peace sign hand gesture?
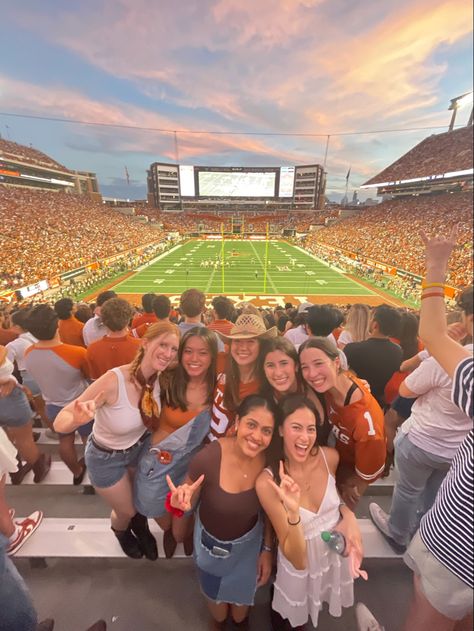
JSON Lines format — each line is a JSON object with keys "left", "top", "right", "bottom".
{"left": 72, "top": 392, "right": 104, "bottom": 426}
{"left": 166, "top": 474, "right": 205, "bottom": 513}
{"left": 268, "top": 461, "right": 301, "bottom": 517}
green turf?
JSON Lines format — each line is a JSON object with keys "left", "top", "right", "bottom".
{"left": 112, "top": 240, "right": 375, "bottom": 296}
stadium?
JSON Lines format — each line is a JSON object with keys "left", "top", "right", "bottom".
{"left": 0, "top": 16, "right": 473, "bottom": 629}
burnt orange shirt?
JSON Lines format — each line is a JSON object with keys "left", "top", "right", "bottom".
{"left": 159, "top": 404, "right": 198, "bottom": 435}
{"left": 131, "top": 312, "right": 157, "bottom": 329}
{"left": 86, "top": 335, "right": 141, "bottom": 379}
{"left": 58, "top": 317, "right": 85, "bottom": 348}
{"left": 327, "top": 377, "right": 386, "bottom": 482}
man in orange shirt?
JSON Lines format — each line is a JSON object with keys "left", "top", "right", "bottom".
{"left": 87, "top": 298, "right": 140, "bottom": 379}
{"left": 131, "top": 295, "right": 171, "bottom": 338}
{"left": 208, "top": 296, "right": 234, "bottom": 337}
{"left": 54, "top": 298, "right": 85, "bottom": 347}
{"left": 131, "top": 293, "right": 157, "bottom": 329}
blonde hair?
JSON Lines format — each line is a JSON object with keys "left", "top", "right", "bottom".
{"left": 129, "top": 321, "right": 180, "bottom": 381}
{"left": 344, "top": 303, "right": 370, "bottom": 343}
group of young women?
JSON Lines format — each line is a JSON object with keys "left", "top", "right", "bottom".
{"left": 54, "top": 310, "right": 385, "bottom": 630}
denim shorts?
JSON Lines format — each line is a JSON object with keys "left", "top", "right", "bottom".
{"left": 85, "top": 434, "right": 149, "bottom": 489}
{"left": 19, "top": 371, "right": 41, "bottom": 398}
{"left": 0, "top": 387, "right": 34, "bottom": 428}
{"left": 46, "top": 404, "right": 94, "bottom": 438}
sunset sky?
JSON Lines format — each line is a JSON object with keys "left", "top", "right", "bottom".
{"left": 0, "top": 0, "right": 472, "bottom": 200}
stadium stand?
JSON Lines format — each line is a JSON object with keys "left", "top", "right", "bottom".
{"left": 0, "top": 186, "right": 165, "bottom": 290}
{"left": 310, "top": 192, "right": 473, "bottom": 287}
{"left": 0, "top": 138, "right": 70, "bottom": 172}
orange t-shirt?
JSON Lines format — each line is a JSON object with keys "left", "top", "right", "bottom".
{"left": 58, "top": 317, "right": 85, "bottom": 348}
{"left": 86, "top": 335, "right": 141, "bottom": 379}
{"left": 131, "top": 312, "right": 157, "bottom": 329}
{"left": 208, "top": 373, "right": 260, "bottom": 441}
{"left": 158, "top": 404, "right": 199, "bottom": 435}
{"left": 327, "top": 378, "right": 386, "bottom": 482}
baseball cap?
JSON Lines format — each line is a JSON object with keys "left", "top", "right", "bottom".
{"left": 297, "top": 302, "right": 313, "bottom": 314}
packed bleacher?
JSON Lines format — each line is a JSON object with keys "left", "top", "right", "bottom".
{"left": 0, "top": 186, "right": 165, "bottom": 290}
{"left": 364, "top": 126, "right": 473, "bottom": 185}
{"left": 0, "top": 138, "right": 70, "bottom": 172}
{"left": 309, "top": 192, "right": 473, "bottom": 287}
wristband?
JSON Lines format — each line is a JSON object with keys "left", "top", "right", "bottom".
{"left": 421, "top": 281, "right": 446, "bottom": 290}
{"left": 164, "top": 491, "right": 184, "bottom": 518}
{"left": 420, "top": 292, "right": 445, "bottom": 301}
{"left": 287, "top": 516, "right": 301, "bottom": 526}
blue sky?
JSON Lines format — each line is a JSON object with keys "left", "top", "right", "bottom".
{"left": 0, "top": 0, "right": 472, "bottom": 200}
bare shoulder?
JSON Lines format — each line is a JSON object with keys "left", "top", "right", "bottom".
{"left": 321, "top": 446, "right": 339, "bottom": 474}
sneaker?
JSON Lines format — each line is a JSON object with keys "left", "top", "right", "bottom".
{"left": 369, "top": 503, "right": 406, "bottom": 555}
{"left": 45, "top": 428, "right": 59, "bottom": 440}
{"left": 355, "top": 603, "right": 385, "bottom": 631}
{"left": 7, "top": 510, "right": 44, "bottom": 556}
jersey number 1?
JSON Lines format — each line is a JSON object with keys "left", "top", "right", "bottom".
{"left": 364, "top": 411, "right": 377, "bottom": 436}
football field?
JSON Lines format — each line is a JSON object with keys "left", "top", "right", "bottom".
{"left": 112, "top": 240, "right": 396, "bottom": 306}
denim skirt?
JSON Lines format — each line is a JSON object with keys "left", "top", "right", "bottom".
{"left": 194, "top": 513, "right": 263, "bottom": 606}
{"left": 134, "top": 409, "right": 211, "bottom": 518}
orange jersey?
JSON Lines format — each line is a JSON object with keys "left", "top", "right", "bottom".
{"left": 327, "top": 378, "right": 386, "bottom": 482}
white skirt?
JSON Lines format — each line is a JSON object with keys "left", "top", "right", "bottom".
{"left": 0, "top": 427, "right": 18, "bottom": 477}
{"left": 272, "top": 532, "right": 354, "bottom": 628}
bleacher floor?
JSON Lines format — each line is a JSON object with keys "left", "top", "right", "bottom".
{"left": 6, "top": 439, "right": 412, "bottom": 631}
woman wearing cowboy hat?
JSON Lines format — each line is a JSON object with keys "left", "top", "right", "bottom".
{"left": 207, "top": 313, "right": 277, "bottom": 442}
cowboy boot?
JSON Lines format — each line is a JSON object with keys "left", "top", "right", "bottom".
{"left": 130, "top": 513, "right": 158, "bottom": 560}
{"left": 111, "top": 525, "right": 143, "bottom": 559}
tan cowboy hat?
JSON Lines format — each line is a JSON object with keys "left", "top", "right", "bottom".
{"left": 218, "top": 313, "right": 277, "bottom": 340}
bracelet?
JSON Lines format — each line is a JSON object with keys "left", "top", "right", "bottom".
{"left": 421, "top": 281, "right": 446, "bottom": 290}
{"left": 420, "top": 292, "right": 445, "bottom": 301}
{"left": 287, "top": 516, "right": 301, "bottom": 526}
{"left": 164, "top": 491, "right": 184, "bottom": 518}
{"left": 261, "top": 544, "right": 273, "bottom": 553}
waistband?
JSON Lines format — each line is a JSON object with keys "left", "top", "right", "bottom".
{"left": 91, "top": 431, "right": 149, "bottom": 454}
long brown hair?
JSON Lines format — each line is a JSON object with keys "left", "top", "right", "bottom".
{"left": 258, "top": 336, "right": 302, "bottom": 399}
{"left": 165, "top": 327, "right": 217, "bottom": 410}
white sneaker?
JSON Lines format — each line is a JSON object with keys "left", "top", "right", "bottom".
{"left": 355, "top": 603, "right": 385, "bottom": 631}
{"left": 7, "top": 510, "right": 44, "bottom": 556}
{"left": 369, "top": 503, "right": 406, "bottom": 554}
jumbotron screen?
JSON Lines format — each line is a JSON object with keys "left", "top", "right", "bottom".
{"left": 178, "top": 165, "right": 295, "bottom": 198}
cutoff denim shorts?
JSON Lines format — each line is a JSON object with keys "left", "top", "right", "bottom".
{"left": 85, "top": 434, "right": 149, "bottom": 489}
{"left": 0, "top": 387, "right": 34, "bottom": 428}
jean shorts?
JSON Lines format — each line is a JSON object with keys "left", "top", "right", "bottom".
{"left": 19, "top": 370, "right": 41, "bottom": 398}
{"left": 85, "top": 434, "right": 149, "bottom": 489}
{"left": 0, "top": 387, "right": 34, "bottom": 428}
{"left": 46, "top": 404, "right": 93, "bottom": 438}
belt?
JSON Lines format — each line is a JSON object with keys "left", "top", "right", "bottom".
{"left": 91, "top": 432, "right": 149, "bottom": 454}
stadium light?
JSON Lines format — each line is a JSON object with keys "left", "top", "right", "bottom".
{"left": 448, "top": 91, "right": 473, "bottom": 131}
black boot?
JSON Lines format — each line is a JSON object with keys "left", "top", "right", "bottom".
{"left": 130, "top": 513, "right": 158, "bottom": 560}
{"left": 111, "top": 525, "right": 143, "bottom": 559}
{"left": 163, "top": 528, "right": 177, "bottom": 559}
{"left": 230, "top": 617, "right": 250, "bottom": 629}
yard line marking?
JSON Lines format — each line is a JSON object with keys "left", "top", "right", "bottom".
{"left": 205, "top": 262, "right": 219, "bottom": 292}
{"left": 249, "top": 242, "right": 279, "bottom": 293}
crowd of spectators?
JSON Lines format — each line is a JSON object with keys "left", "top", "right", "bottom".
{"left": 0, "top": 138, "right": 69, "bottom": 172}
{"left": 0, "top": 186, "right": 165, "bottom": 290}
{"left": 364, "top": 126, "right": 473, "bottom": 185}
{"left": 310, "top": 192, "right": 473, "bottom": 287}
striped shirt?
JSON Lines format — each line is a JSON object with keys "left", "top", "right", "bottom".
{"left": 419, "top": 357, "right": 473, "bottom": 589}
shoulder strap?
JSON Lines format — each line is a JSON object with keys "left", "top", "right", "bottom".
{"left": 344, "top": 382, "right": 359, "bottom": 406}
{"left": 319, "top": 447, "right": 330, "bottom": 473}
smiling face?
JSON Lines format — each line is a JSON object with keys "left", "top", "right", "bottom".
{"left": 230, "top": 337, "right": 260, "bottom": 368}
{"left": 263, "top": 349, "right": 298, "bottom": 395}
{"left": 181, "top": 334, "right": 212, "bottom": 379}
{"left": 299, "top": 346, "right": 339, "bottom": 393}
{"left": 235, "top": 405, "right": 275, "bottom": 458}
{"left": 281, "top": 406, "right": 317, "bottom": 463}
{"left": 142, "top": 332, "right": 179, "bottom": 373}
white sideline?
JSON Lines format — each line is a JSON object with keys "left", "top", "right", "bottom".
{"left": 11, "top": 518, "right": 401, "bottom": 559}
{"left": 7, "top": 461, "right": 397, "bottom": 489}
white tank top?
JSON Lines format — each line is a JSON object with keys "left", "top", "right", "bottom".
{"left": 93, "top": 367, "right": 160, "bottom": 450}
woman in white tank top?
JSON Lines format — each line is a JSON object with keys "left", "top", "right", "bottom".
{"left": 55, "top": 322, "right": 180, "bottom": 560}
{"left": 256, "top": 394, "right": 364, "bottom": 630}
